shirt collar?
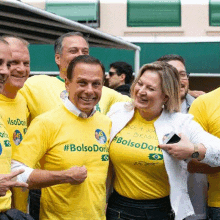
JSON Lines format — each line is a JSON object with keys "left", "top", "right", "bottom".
{"left": 181, "top": 99, "right": 188, "bottom": 114}
{"left": 56, "top": 75, "right": 65, "bottom": 82}
{"left": 63, "top": 96, "right": 96, "bottom": 118}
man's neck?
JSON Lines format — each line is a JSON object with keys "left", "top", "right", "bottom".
{"left": 1, "top": 88, "right": 17, "bottom": 99}
{"left": 114, "top": 82, "right": 125, "bottom": 89}
{"left": 59, "top": 72, "right": 66, "bottom": 80}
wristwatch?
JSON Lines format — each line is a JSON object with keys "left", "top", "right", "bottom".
{"left": 191, "top": 144, "right": 200, "bottom": 159}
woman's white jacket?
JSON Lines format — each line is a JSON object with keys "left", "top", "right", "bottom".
{"left": 107, "top": 102, "right": 220, "bottom": 220}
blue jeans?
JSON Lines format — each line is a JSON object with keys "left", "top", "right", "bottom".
{"left": 107, "top": 190, "right": 174, "bottom": 220}
{"left": 208, "top": 207, "right": 220, "bottom": 220}
{"left": 29, "top": 189, "right": 41, "bottom": 220}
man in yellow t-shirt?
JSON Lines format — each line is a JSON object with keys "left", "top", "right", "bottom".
{"left": 189, "top": 88, "right": 220, "bottom": 219}
{"left": 0, "top": 37, "right": 30, "bottom": 217}
{"left": 19, "top": 32, "right": 130, "bottom": 122}
{"left": 1, "top": 36, "right": 30, "bottom": 213}
{"left": 19, "top": 32, "right": 129, "bottom": 219}
{"left": 12, "top": 55, "right": 111, "bottom": 220}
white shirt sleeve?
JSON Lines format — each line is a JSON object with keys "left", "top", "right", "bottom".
{"left": 11, "top": 160, "right": 34, "bottom": 183}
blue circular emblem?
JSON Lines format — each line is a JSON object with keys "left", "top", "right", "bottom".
{"left": 13, "top": 130, "right": 23, "bottom": 146}
{"left": 0, "top": 143, "right": 2, "bottom": 155}
{"left": 95, "top": 129, "right": 107, "bottom": 144}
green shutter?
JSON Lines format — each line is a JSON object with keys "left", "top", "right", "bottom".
{"left": 210, "top": 0, "right": 220, "bottom": 26}
{"left": 46, "top": 1, "right": 99, "bottom": 26}
{"left": 127, "top": 0, "right": 181, "bottom": 27}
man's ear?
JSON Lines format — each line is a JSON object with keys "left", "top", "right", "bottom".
{"left": 120, "top": 73, "right": 126, "bottom": 83}
{"left": 55, "top": 53, "right": 61, "bottom": 66}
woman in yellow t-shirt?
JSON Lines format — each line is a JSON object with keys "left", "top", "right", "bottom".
{"left": 106, "top": 61, "right": 220, "bottom": 220}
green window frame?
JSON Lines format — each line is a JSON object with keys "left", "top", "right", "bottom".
{"left": 127, "top": 0, "right": 181, "bottom": 27}
{"left": 209, "top": 0, "right": 220, "bottom": 26}
{"left": 45, "top": 0, "right": 100, "bottom": 28}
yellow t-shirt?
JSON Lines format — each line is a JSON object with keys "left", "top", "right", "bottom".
{"left": 189, "top": 87, "right": 220, "bottom": 207}
{"left": 13, "top": 105, "right": 111, "bottom": 220}
{"left": 19, "top": 75, "right": 130, "bottom": 121}
{"left": 0, "top": 117, "right": 12, "bottom": 212}
{"left": 110, "top": 110, "right": 169, "bottom": 200}
{"left": 0, "top": 94, "right": 29, "bottom": 212}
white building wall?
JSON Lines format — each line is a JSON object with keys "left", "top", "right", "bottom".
{"left": 20, "top": 0, "right": 220, "bottom": 37}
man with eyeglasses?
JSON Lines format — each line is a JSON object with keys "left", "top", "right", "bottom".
{"left": 158, "top": 54, "right": 208, "bottom": 220}
{"left": 158, "top": 54, "right": 195, "bottom": 113}
{"left": 106, "top": 61, "right": 133, "bottom": 96}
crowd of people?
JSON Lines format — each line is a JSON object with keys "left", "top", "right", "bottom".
{"left": 0, "top": 31, "right": 220, "bottom": 220}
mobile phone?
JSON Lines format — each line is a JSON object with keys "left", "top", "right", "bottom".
{"left": 163, "top": 132, "right": 181, "bottom": 144}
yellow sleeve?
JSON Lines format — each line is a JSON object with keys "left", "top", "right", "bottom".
{"left": 12, "top": 117, "right": 50, "bottom": 168}
{"left": 189, "top": 96, "right": 209, "bottom": 131}
{"left": 100, "top": 87, "right": 131, "bottom": 115}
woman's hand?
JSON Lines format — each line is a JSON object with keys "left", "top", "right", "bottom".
{"left": 158, "top": 133, "right": 195, "bottom": 160}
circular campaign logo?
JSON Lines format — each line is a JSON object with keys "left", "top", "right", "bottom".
{"left": 60, "top": 90, "right": 68, "bottom": 100}
{"left": 95, "top": 129, "right": 107, "bottom": 144}
{"left": 13, "top": 130, "right": 23, "bottom": 146}
{"left": 0, "top": 143, "right": 2, "bottom": 155}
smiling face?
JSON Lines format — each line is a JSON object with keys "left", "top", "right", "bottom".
{"left": 0, "top": 42, "right": 11, "bottom": 93}
{"left": 4, "top": 38, "right": 30, "bottom": 93}
{"left": 65, "top": 62, "right": 104, "bottom": 116}
{"left": 133, "top": 70, "right": 167, "bottom": 120}
{"left": 55, "top": 36, "right": 89, "bottom": 77}
{"left": 167, "top": 60, "right": 188, "bottom": 101}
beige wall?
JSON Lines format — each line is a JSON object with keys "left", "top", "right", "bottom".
{"left": 21, "top": 0, "right": 220, "bottom": 37}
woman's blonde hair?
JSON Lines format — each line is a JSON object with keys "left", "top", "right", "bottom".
{"left": 130, "top": 61, "right": 181, "bottom": 113}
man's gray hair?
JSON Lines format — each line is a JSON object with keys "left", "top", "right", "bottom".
{"left": 2, "top": 35, "right": 29, "bottom": 47}
{"left": 54, "top": 32, "right": 89, "bottom": 54}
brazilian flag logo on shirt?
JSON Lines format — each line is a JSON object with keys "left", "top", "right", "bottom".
{"left": 4, "top": 140, "right": 11, "bottom": 147}
{"left": 148, "top": 153, "right": 163, "bottom": 160}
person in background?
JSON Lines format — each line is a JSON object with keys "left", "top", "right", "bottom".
{"left": 1, "top": 35, "right": 30, "bottom": 214}
{"left": 189, "top": 86, "right": 220, "bottom": 219}
{"left": 158, "top": 54, "right": 208, "bottom": 220}
{"left": 106, "top": 61, "right": 220, "bottom": 220}
{"left": 106, "top": 61, "right": 133, "bottom": 96}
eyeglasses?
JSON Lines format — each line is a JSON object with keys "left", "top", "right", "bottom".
{"left": 108, "top": 71, "right": 118, "bottom": 77}
{"left": 179, "top": 71, "right": 190, "bottom": 80}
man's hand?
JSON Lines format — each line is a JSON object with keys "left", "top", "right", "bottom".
{"left": 158, "top": 133, "right": 194, "bottom": 160}
{"left": 64, "top": 166, "right": 87, "bottom": 185}
{"left": 0, "top": 169, "right": 28, "bottom": 196}
{"left": 188, "top": 90, "right": 206, "bottom": 98}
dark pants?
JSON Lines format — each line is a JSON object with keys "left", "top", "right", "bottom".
{"left": 0, "top": 209, "right": 34, "bottom": 220}
{"left": 208, "top": 207, "right": 220, "bottom": 220}
{"left": 107, "top": 190, "right": 174, "bottom": 220}
{"left": 29, "top": 189, "right": 41, "bottom": 220}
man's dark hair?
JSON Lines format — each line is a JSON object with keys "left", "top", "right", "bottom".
{"left": 110, "top": 61, "right": 133, "bottom": 84}
{"left": 54, "top": 32, "right": 89, "bottom": 54}
{"left": 157, "top": 54, "right": 185, "bottom": 66}
{"left": 67, "top": 55, "right": 105, "bottom": 81}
